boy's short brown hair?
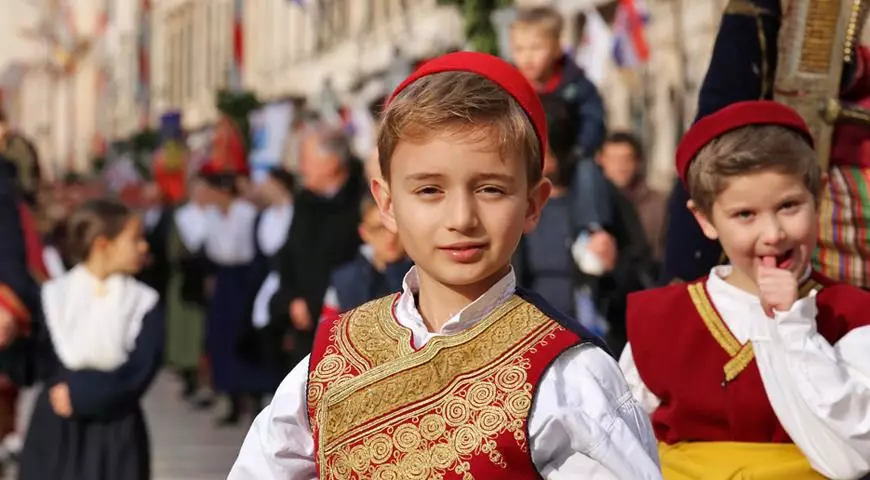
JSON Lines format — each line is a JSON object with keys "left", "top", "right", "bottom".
{"left": 377, "top": 71, "right": 542, "bottom": 185}
{"left": 687, "top": 125, "right": 822, "bottom": 213}
{"left": 512, "top": 6, "right": 564, "bottom": 38}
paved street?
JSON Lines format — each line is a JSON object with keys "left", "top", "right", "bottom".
{"left": 146, "top": 373, "right": 250, "bottom": 480}
{"left": 3, "top": 372, "right": 251, "bottom": 480}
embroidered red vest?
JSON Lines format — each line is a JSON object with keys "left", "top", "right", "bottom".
{"left": 306, "top": 294, "right": 585, "bottom": 480}
{"left": 627, "top": 272, "right": 870, "bottom": 444}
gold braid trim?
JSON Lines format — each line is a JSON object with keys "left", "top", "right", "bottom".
{"left": 689, "top": 276, "right": 825, "bottom": 384}
{"left": 688, "top": 283, "right": 740, "bottom": 356}
{"left": 844, "top": 0, "right": 870, "bottom": 64}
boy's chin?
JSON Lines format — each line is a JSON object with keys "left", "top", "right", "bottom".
{"left": 428, "top": 262, "right": 510, "bottom": 290}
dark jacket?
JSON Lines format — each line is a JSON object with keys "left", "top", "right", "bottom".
{"left": 515, "top": 180, "right": 654, "bottom": 356}
{"left": 0, "top": 155, "right": 41, "bottom": 385}
{"left": 269, "top": 160, "right": 366, "bottom": 365}
{"left": 330, "top": 254, "right": 412, "bottom": 312}
{"left": 138, "top": 207, "right": 173, "bottom": 299}
{"left": 539, "top": 55, "right": 607, "bottom": 159}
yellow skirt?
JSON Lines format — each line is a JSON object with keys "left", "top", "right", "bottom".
{"left": 659, "top": 442, "right": 826, "bottom": 480}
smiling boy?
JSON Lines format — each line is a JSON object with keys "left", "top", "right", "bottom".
{"left": 229, "top": 52, "right": 660, "bottom": 479}
{"left": 619, "top": 101, "right": 870, "bottom": 479}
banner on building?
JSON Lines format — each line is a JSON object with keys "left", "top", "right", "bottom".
{"left": 248, "top": 101, "right": 295, "bottom": 183}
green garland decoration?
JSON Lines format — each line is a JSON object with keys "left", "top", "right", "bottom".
{"left": 438, "top": 0, "right": 514, "bottom": 55}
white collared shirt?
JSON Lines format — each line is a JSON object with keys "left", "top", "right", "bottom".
{"left": 619, "top": 266, "right": 870, "bottom": 480}
{"left": 203, "top": 200, "right": 258, "bottom": 266}
{"left": 229, "top": 267, "right": 661, "bottom": 479}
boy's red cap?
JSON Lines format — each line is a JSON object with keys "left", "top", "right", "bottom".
{"left": 388, "top": 51, "right": 548, "bottom": 164}
{"left": 675, "top": 100, "right": 813, "bottom": 187}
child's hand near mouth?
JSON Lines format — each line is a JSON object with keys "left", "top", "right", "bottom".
{"left": 757, "top": 255, "right": 799, "bottom": 318}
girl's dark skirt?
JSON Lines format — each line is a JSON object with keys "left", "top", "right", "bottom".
{"left": 18, "top": 389, "right": 150, "bottom": 480}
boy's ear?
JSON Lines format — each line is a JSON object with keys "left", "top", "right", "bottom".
{"left": 687, "top": 199, "right": 719, "bottom": 241}
{"left": 523, "top": 178, "right": 552, "bottom": 233}
{"left": 91, "top": 235, "right": 110, "bottom": 255}
{"left": 371, "top": 177, "right": 398, "bottom": 234}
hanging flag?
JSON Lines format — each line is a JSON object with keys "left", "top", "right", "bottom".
{"left": 137, "top": 0, "right": 152, "bottom": 126}
{"left": 575, "top": 9, "right": 613, "bottom": 86}
{"left": 612, "top": 0, "right": 650, "bottom": 68}
{"left": 230, "top": 0, "right": 244, "bottom": 90}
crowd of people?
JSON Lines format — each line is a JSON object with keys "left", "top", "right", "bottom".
{"left": 0, "top": 3, "right": 867, "bottom": 480}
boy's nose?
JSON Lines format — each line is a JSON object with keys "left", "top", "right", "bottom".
{"left": 760, "top": 217, "right": 787, "bottom": 244}
{"left": 445, "top": 193, "right": 480, "bottom": 232}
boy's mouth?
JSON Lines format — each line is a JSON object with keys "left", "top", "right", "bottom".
{"left": 440, "top": 242, "right": 487, "bottom": 263}
{"left": 761, "top": 249, "right": 795, "bottom": 269}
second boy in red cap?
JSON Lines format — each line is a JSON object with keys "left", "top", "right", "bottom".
{"left": 620, "top": 100, "right": 870, "bottom": 479}
{"left": 229, "top": 52, "right": 661, "bottom": 479}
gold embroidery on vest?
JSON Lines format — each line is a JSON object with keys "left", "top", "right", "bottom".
{"left": 308, "top": 296, "right": 408, "bottom": 406}
{"left": 314, "top": 296, "right": 562, "bottom": 479}
{"left": 344, "top": 295, "right": 408, "bottom": 368}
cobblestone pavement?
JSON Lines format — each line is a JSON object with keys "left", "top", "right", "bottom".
{"left": 3, "top": 371, "right": 252, "bottom": 480}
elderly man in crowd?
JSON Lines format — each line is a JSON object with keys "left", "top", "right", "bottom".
{"left": 269, "top": 122, "right": 366, "bottom": 370}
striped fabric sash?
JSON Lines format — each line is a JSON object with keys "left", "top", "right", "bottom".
{"left": 815, "top": 164, "right": 870, "bottom": 289}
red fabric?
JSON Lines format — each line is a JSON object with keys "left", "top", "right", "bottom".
{"left": 388, "top": 51, "right": 548, "bottom": 163}
{"left": 675, "top": 101, "right": 813, "bottom": 186}
{"left": 627, "top": 276, "right": 870, "bottom": 444}
{"left": 307, "top": 296, "right": 583, "bottom": 479}
{"left": 204, "top": 117, "right": 248, "bottom": 176}
{"left": 539, "top": 57, "right": 565, "bottom": 94}
{"left": 154, "top": 169, "right": 185, "bottom": 204}
{"left": 154, "top": 147, "right": 187, "bottom": 204}
{"left": 233, "top": 21, "right": 244, "bottom": 68}
{"left": 0, "top": 286, "right": 29, "bottom": 334}
{"left": 831, "top": 46, "right": 870, "bottom": 168}
{"left": 16, "top": 203, "right": 47, "bottom": 283}
{"left": 317, "top": 305, "right": 340, "bottom": 326}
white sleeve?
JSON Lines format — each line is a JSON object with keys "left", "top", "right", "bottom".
{"left": 228, "top": 355, "right": 316, "bottom": 480}
{"left": 749, "top": 296, "right": 870, "bottom": 480}
{"left": 529, "top": 344, "right": 663, "bottom": 479}
{"left": 618, "top": 343, "right": 661, "bottom": 415}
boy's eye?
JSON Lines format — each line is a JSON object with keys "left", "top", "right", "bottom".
{"left": 734, "top": 210, "right": 754, "bottom": 219}
{"left": 415, "top": 186, "right": 441, "bottom": 196}
{"left": 478, "top": 185, "right": 506, "bottom": 195}
{"left": 779, "top": 201, "right": 800, "bottom": 212}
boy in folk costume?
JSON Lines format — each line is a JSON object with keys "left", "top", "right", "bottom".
{"left": 230, "top": 52, "right": 661, "bottom": 479}
{"left": 663, "top": 0, "right": 870, "bottom": 287}
{"left": 620, "top": 101, "right": 870, "bottom": 479}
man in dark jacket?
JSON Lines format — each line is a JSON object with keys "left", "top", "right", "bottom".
{"left": 269, "top": 123, "right": 365, "bottom": 369}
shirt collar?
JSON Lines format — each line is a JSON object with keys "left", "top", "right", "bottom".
{"left": 707, "top": 265, "right": 814, "bottom": 306}
{"left": 395, "top": 266, "right": 516, "bottom": 345}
